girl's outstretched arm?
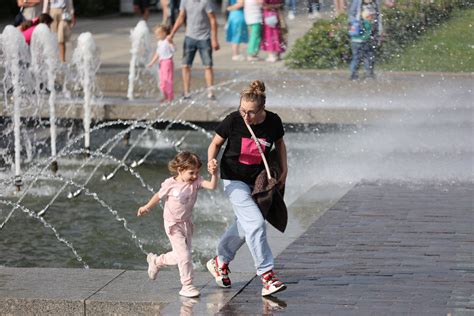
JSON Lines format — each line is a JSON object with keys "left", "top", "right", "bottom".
{"left": 137, "top": 192, "right": 161, "bottom": 216}
{"left": 147, "top": 53, "right": 159, "bottom": 68}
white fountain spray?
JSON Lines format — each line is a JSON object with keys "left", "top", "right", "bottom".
{"left": 71, "top": 32, "right": 100, "bottom": 155}
{"left": 30, "top": 24, "right": 60, "bottom": 173}
{"left": 127, "top": 20, "right": 152, "bottom": 100}
{"left": 0, "top": 25, "right": 31, "bottom": 191}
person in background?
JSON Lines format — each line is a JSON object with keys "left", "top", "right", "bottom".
{"left": 348, "top": 0, "right": 382, "bottom": 80}
{"left": 133, "top": 0, "right": 150, "bottom": 21}
{"left": 285, "top": 0, "right": 297, "bottom": 20}
{"left": 160, "top": 0, "right": 169, "bottom": 24}
{"left": 244, "top": 0, "right": 263, "bottom": 62}
{"left": 137, "top": 151, "right": 218, "bottom": 298}
{"left": 226, "top": 0, "right": 248, "bottom": 61}
{"left": 307, "top": 0, "right": 321, "bottom": 19}
{"left": 147, "top": 24, "right": 175, "bottom": 102}
{"left": 19, "top": 13, "right": 54, "bottom": 46}
{"left": 18, "top": 0, "right": 46, "bottom": 20}
{"left": 167, "top": 0, "right": 220, "bottom": 100}
{"left": 261, "top": 0, "right": 285, "bottom": 62}
{"left": 43, "top": 0, "right": 75, "bottom": 63}
{"left": 206, "top": 80, "right": 288, "bottom": 297}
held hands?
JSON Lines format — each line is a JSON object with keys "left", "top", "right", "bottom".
{"left": 137, "top": 206, "right": 150, "bottom": 217}
{"left": 207, "top": 159, "right": 218, "bottom": 175}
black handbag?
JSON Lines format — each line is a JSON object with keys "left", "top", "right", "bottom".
{"left": 14, "top": 8, "right": 25, "bottom": 27}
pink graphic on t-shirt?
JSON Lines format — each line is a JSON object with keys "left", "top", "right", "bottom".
{"left": 239, "top": 137, "right": 267, "bottom": 165}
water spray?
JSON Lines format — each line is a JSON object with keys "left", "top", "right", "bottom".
{"left": 31, "top": 24, "right": 60, "bottom": 174}
{"left": 127, "top": 21, "right": 152, "bottom": 100}
{"left": 71, "top": 32, "right": 100, "bottom": 157}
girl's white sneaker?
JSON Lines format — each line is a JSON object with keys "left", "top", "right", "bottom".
{"left": 146, "top": 253, "right": 159, "bottom": 280}
{"left": 179, "top": 285, "right": 200, "bottom": 298}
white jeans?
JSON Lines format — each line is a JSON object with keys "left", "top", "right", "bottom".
{"left": 217, "top": 180, "right": 274, "bottom": 276}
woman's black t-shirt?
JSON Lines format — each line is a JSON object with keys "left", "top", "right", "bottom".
{"left": 215, "top": 110, "right": 285, "bottom": 185}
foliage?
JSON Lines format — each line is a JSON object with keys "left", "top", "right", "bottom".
{"left": 380, "top": 7, "right": 474, "bottom": 72}
{"left": 285, "top": 15, "right": 351, "bottom": 69}
{"left": 285, "top": 0, "right": 473, "bottom": 69}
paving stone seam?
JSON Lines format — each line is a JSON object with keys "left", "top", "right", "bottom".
{"left": 82, "top": 269, "right": 126, "bottom": 313}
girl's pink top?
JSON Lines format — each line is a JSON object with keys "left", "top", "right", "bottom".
{"left": 22, "top": 18, "right": 39, "bottom": 46}
{"left": 158, "top": 175, "right": 204, "bottom": 223}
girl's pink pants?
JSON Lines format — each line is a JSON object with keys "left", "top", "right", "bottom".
{"left": 159, "top": 58, "right": 174, "bottom": 101}
{"left": 152, "top": 220, "right": 193, "bottom": 286}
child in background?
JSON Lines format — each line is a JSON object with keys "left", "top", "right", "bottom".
{"left": 244, "top": 0, "right": 263, "bottom": 61}
{"left": 226, "top": 0, "right": 248, "bottom": 61}
{"left": 147, "top": 24, "right": 175, "bottom": 102}
{"left": 349, "top": 7, "right": 376, "bottom": 80}
{"left": 137, "top": 151, "right": 218, "bottom": 298}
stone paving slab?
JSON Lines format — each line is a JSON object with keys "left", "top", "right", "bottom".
{"left": 0, "top": 267, "right": 124, "bottom": 315}
{"left": 219, "top": 182, "right": 474, "bottom": 315}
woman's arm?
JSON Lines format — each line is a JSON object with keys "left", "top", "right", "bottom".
{"left": 275, "top": 137, "right": 288, "bottom": 189}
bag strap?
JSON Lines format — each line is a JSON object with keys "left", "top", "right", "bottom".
{"left": 244, "top": 121, "right": 272, "bottom": 180}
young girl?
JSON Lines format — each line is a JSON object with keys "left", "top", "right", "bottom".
{"left": 137, "top": 151, "right": 218, "bottom": 298}
{"left": 261, "top": 0, "right": 285, "bottom": 62}
{"left": 147, "top": 24, "right": 175, "bottom": 102}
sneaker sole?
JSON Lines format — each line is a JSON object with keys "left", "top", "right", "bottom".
{"left": 206, "top": 260, "right": 231, "bottom": 288}
{"left": 262, "top": 284, "right": 287, "bottom": 296}
{"left": 179, "top": 290, "right": 200, "bottom": 298}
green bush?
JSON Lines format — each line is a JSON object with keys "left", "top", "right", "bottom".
{"left": 285, "top": 15, "right": 351, "bottom": 69}
{"left": 285, "top": 0, "right": 472, "bottom": 69}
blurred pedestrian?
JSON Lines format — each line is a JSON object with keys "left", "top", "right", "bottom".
{"left": 226, "top": 0, "right": 248, "bottom": 61}
{"left": 349, "top": 0, "right": 382, "bottom": 80}
{"left": 334, "top": 0, "right": 346, "bottom": 16}
{"left": 168, "top": 0, "right": 220, "bottom": 100}
{"left": 147, "top": 24, "right": 175, "bottom": 102}
{"left": 20, "top": 13, "right": 53, "bottom": 46}
{"left": 43, "top": 0, "right": 75, "bottom": 63}
{"left": 285, "top": 0, "right": 296, "bottom": 20}
{"left": 244, "top": 0, "right": 263, "bottom": 61}
{"left": 134, "top": 0, "right": 150, "bottom": 21}
{"left": 261, "top": 0, "right": 285, "bottom": 62}
{"left": 18, "top": 0, "right": 45, "bottom": 20}
{"left": 307, "top": 0, "right": 321, "bottom": 19}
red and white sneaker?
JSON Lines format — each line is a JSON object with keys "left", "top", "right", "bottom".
{"left": 147, "top": 253, "right": 159, "bottom": 280}
{"left": 261, "top": 270, "right": 286, "bottom": 296}
{"left": 206, "top": 256, "right": 231, "bottom": 288}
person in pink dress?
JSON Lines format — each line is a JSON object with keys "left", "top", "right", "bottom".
{"left": 137, "top": 151, "right": 218, "bottom": 298}
{"left": 261, "top": 0, "right": 285, "bottom": 62}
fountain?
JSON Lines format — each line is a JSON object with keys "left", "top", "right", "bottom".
{"left": 30, "top": 24, "right": 60, "bottom": 174}
{"left": 0, "top": 20, "right": 472, "bottom": 272}
{"left": 127, "top": 20, "right": 153, "bottom": 100}
{"left": 71, "top": 32, "right": 101, "bottom": 156}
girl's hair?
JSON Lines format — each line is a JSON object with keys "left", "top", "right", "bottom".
{"left": 20, "top": 20, "right": 34, "bottom": 31}
{"left": 168, "top": 151, "right": 202, "bottom": 175}
{"left": 154, "top": 24, "right": 171, "bottom": 36}
{"left": 38, "top": 13, "right": 53, "bottom": 26}
{"left": 240, "top": 80, "right": 266, "bottom": 107}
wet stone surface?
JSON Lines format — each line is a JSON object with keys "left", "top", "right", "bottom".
{"left": 218, "top": 182, "right": 474, "bottom": 315}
